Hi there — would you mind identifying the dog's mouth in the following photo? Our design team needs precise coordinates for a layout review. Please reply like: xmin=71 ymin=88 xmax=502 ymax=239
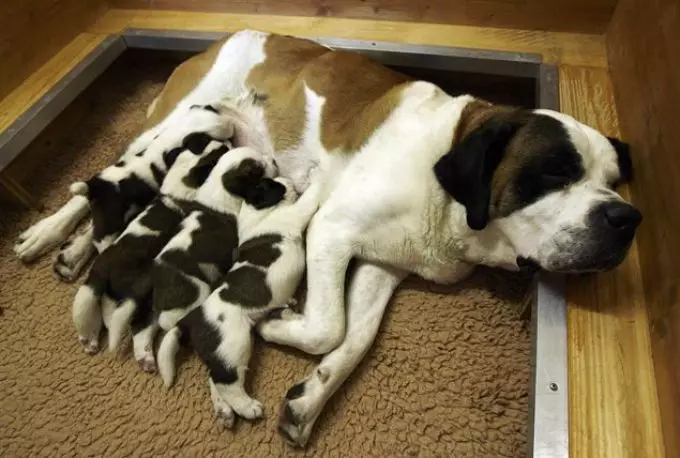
xmin=541 ymin=237 xmax=633 ymax=274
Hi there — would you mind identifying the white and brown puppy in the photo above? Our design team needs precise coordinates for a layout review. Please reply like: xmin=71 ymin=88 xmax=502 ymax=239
xmin=157 ymin=178 xmax=320 ymax=427
xmin=19 ymin=31 xmax=642 ymax=446
xmin=72 ymin=139 xmax=231 ymax=358
xmin=110 ymin=146 xmax=281 ymax=372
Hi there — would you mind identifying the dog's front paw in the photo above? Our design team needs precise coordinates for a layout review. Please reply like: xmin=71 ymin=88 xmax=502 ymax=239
xmin=278 ymin=396 xmax=316 ymax=448
xmin=15 ymin=217 xmax=72 ymax=262
xmin=277 ymin=368 xmax=329 ymax=448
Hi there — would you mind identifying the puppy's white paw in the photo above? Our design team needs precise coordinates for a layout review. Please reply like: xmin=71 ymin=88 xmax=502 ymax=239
xmin=53 ymin=238 xmax=95 ymax=282
xmin=137 ymin=355 xmax=157 ymax=373
xmin=215 ymin=405 xmax=236 ymax=429
xmin=79 ymin=336 xmax=100 ymax=355
xmin=233 ymin=398 xmax=264 ymax=421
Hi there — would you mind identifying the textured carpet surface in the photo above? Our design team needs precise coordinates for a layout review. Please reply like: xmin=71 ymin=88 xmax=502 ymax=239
xmin=0 ymin=51 xmax=531 ymax=457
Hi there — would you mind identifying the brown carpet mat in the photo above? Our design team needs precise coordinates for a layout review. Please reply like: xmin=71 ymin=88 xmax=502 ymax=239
xmin=0 ymin=51 xmax=531 ymax=457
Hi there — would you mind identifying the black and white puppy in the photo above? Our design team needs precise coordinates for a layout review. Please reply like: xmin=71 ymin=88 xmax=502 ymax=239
xmin=111 ymin=146 xmax=282 ymax=372
xmin=52 ymin=104 xmax=234 ymax=282
xmin=71 ymin=139 xmax=231 ymax=358
xmin=157 ymin=177 xmax=321 ymax=427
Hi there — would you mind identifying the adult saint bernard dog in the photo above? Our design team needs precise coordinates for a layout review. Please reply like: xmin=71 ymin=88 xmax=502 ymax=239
xmin=14 ymin=30 xmax=642 ymax=446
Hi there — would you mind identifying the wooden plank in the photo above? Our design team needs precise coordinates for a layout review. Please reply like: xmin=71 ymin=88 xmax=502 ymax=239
xmin=109 ymin=0 xmax=616 ymax=34
xmin=0 ymin=0 xmax=108 ymax=102
xmin=88 ymin=9 xmax=609 ymax=67
xmin=0 ymin=33 xmax=110 ymax=135
xmin=607 ymin=0 xmax=680 ymax=456
xmin=560 ymin=65 xmax=664 ymax=458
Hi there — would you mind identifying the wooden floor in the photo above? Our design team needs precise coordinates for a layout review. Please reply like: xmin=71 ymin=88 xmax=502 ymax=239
xmin=0 ymin=9 xmax=664 ymax=457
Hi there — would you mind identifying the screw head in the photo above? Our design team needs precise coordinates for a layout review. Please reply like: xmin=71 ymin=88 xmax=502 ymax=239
xmin=549 ymin=382 xmax=559 ymax=392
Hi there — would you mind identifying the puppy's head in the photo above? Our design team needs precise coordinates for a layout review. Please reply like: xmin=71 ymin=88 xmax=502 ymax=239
xmin=160 ymin=138 xmax=231 ymax=197
xmin=218 ymin=147 xmax=284 ymax=209
xmin=434 ymin=99 xmax=641 ymax=273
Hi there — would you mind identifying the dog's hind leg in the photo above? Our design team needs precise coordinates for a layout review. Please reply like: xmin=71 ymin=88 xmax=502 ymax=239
xmin=15 ymin=195 xmax=90 ymax=262
xmin=132 ymin=321 xmax=160 ymax=373
xmin=206 ymin=309 xmax=263 ymax=422
xmin=209 ymin=378 xmax=236 ymax=429
xmin=107 ymin=298 xmax=137 ymax=352
xmin=72 ymin=276 xmax=105 ymax=355
xmin=53 ymin=221 xmax=96 ymax=283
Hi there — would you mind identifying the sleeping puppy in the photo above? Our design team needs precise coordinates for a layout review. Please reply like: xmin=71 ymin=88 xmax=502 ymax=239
xmin=53 ymin=103 xmax=235 ymax=282
xmin=157 ymin=177 xmax=321 ymax=427
xmin=72 ymin=139 xmax=232 ymax=357
xmin=109 ymin=147 xmax=283 ymax=372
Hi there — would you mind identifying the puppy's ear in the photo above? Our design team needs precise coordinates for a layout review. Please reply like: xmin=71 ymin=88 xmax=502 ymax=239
xmin=434 ymin=120 xmax=517 ymax=230
xmin=183 ymin=132 xmax=214 ymax=155
xmin=183 ymin=145 xmax=230 ymax=188
xmin=606 ymin=136 xmax=632 ymax=183
xmin=163 ymin=147 xmax=184 ymax=169
xmin=245 ymin=178 xmax=287 ymax=209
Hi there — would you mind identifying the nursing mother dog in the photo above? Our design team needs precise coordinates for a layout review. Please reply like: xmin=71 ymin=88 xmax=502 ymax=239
xmin=15 ymin=30 xmax=642 ymax=446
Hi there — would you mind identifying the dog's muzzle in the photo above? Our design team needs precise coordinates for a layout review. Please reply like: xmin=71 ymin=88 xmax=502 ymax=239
xmin=546 ymin=201 xmax=642 ymax=273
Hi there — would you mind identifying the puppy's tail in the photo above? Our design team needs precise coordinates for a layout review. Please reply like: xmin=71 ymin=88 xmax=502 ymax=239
xmin=70 ymin=181 xmax=89 ymax=197
xmin=157 ymin=326 xmax=184 ymax=388
xmin=107 ymin=298 xmax=137 ymax=352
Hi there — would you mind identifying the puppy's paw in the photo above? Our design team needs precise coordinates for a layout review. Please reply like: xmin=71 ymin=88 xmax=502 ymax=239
xmin=52 ymin=238 xmax=94 ymax=283
xmin=233 ymin=398 xmax=264 ymax=421
xmin=137 ymin=355 xmax=157 ymax=373
xmin=79 ymin=336 xmax=100 ymax=355
xmin=215 ymin=404 xmax=236 ymax=429
xmin=262 ymin=307 xmax=300 ymax=322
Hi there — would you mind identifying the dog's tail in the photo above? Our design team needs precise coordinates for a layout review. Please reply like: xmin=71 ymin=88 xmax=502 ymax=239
xmin=70 ymin=181 xmax=89 ymax=197
xmin=157 ymin=326 xmax=184 ymax=388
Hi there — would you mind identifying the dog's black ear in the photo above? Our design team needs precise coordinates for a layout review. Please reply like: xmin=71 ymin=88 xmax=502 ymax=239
xmin=222 ymin=158 xmax=265 ymax=198
xmin=163 ymin=147 xmax=184 ymax=169
xmin=183 ymin=145 xmax=230 ymax=188
xmin=245 ymin=178 xmax=287 ymax=209
xmin=434 ymin=120 xmax=517 ymax=230
xmin=183 ymin=132 xmax=214 ymax=155
xmin=606 ymin=136 xmax=632 ymax=183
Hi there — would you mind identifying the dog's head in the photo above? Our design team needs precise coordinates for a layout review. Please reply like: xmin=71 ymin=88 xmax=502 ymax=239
xmin=217 ymin=147 xmax=284 ymax=209
xmin=434 ymin=100 xmax=641 ymax=273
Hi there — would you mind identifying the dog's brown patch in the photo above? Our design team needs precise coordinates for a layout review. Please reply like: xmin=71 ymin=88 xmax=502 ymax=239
xmin=246 ymin=34 xmax=328 ymax=153
xmin=144 ymin=38 xmax=228 ymax=130
xmin=247 ymin=34 xmax=411 ymax=155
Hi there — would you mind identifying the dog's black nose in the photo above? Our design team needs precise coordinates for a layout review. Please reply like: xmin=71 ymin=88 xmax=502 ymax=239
xmin=602 ymin=202 xmax=642 ymax=230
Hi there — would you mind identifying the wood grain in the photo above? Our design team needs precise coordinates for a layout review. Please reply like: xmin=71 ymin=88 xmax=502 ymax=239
xmin=109 ymin=0 xmax=616 ymax=34
xmin=88 ymin=9 xmax=608 ymax=68
xmin=0 ymin=0 xmax=108 ymax=102
xmin=0 ymin=33 xmax=110 ymax=134
xmin=608 ymin=0 xmax=680 ymax=456
xmin=560 ymin=65 xmax=664 ymax=458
